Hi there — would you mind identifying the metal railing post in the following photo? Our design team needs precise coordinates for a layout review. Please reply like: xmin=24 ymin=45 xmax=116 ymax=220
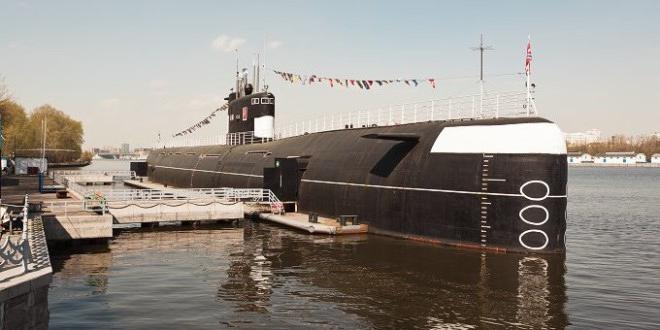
xmin=21 ymin=194 xmax=29 ymax=272
xmin=431 ymin=100 xmax=435 ymax=121
xmin=401 ymin=104 xmax=405 ymax=124
xmin=413 ymin=104 xmax=417 ymax=123
xmin=389 ymin=106 xmax=392 ymax=124
xmin=496 ymin=94 xmax=500 ymax=118
xmin=448 ymin=99 xmax=452 ymax=120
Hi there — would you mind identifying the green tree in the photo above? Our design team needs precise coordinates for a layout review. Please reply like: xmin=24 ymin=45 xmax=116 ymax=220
xmin=80 ymin=150 xmax=93 ymax=162
xmin=1 ymin=102 xmax=85 ymax=162
xmin=0 ymin=100 xmax=28 ymax=155
xmin=23 ymin=105 xmax=85 ymax=161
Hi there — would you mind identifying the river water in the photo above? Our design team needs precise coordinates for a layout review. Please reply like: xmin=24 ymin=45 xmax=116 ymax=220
xmin=47 ymin=162 xmax=660 ymax=329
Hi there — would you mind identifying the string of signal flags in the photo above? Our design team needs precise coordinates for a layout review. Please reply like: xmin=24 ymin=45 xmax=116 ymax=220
xmin=172 ymin=103 xmax=228 ymax=137
xmin=272 ymin=69 xmax=437 ymax=89
xmin=170 ymin=69 xmax=524 ymax=138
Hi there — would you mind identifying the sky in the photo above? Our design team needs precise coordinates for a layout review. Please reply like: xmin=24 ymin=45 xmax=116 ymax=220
xmin=1 ymin=0 xmax=659 ymax=149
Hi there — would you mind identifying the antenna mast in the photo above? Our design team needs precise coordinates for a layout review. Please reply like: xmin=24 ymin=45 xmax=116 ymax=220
xmin=471 ymin=34 xmax=493 ymax=117
xmin=235 ymin=49 xmax=240 ymax=98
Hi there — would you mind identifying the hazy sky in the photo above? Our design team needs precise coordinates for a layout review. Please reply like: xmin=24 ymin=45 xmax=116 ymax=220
xmin=1 ymin=0 xmax=659 ymax=148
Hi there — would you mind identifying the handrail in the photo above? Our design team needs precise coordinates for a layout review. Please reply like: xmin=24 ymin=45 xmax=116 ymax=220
xmin=0 ymin=194 xmax=36 ymax=282
xmin=77 ymin=187 xmax=285 ymax=214
xmin=164 ymin=90 xmax=533 ymax=147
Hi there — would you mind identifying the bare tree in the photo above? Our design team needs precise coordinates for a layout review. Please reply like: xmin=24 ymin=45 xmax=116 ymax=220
xmin=0 ymin=75 xmax=9 ymax=104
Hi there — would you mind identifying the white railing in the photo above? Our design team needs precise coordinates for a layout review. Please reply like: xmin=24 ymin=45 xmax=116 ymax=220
xmin=275 ymin=91 xmax=529 ymax=139
xmin=226 ymin=131 xmax=274 ymax=146
xmin=0 ymin=196 xmax=33 ymax=282
xmin=164 ymin=90 xmax=533 ymax=148
xmin=42 ymin=199 xmax=108 ymax=216
xmin=80 ymin=187 xmax=284 ymax=214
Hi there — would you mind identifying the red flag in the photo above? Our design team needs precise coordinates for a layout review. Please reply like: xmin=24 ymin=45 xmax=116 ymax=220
xmin=525 ymin=39 xmax=532 ymax=75
xmin=428 ymin=78 xmax=436 ymax=88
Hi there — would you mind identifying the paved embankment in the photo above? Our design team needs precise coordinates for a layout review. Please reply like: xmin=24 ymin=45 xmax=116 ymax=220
xmin=0 ymin=218 xmax=52 ymax=329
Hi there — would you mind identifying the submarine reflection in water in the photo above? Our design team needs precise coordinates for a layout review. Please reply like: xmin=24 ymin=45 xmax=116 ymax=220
xmin=49 ymin=224 xmax=567 ymax=328
xmin=219 ymin=223 xmax=568 ymax=329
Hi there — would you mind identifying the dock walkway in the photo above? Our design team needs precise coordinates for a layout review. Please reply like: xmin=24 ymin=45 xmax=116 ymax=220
xmin=259 ymin=212 xmax=368 ymax=235
xmin=126 ymin=179 xmax=367 ymax=235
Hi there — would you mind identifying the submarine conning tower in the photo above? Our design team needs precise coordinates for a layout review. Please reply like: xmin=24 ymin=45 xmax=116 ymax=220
xmin=224 ymin=70 xmax=275 ymax=145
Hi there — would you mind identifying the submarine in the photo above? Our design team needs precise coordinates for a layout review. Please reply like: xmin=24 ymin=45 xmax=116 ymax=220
xmin=147 ymin=71 xmax=567 ymax=254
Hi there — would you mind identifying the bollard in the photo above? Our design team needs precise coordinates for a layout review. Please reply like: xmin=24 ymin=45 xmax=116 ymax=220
xmin=308 ymin=212 xmax=318 ymax=223
xmin=351 ymin=215 xmax=359 ymax=225
xmin=338 ymin=215 xmax=347 ymax=226
xmin=338 ymin=214 xmax=358 ymax=226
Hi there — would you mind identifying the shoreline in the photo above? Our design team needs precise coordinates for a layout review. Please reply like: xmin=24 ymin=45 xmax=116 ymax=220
xmin=569 ymin=163 xmax=660 ymax=168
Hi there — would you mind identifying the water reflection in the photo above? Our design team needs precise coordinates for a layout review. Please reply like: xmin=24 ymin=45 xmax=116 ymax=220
xmin=217 ymin=221 xmax=568 ymax=329
xmin=50 ymin=243 xmax=112 ymax=296
xmin=49 ymin=222 xmax=567 ymax=328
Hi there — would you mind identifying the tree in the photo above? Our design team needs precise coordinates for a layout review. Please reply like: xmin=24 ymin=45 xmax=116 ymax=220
xmin=1 ymin=103 xmax=85 ymax=162
xmin=80 ymin=150 xmax=93 ymax=162
xmin=23 ymin=105 xmax=85 ymax=161
xmin=0 ymin=75 xmax=9 ymax=105
xmin=0 ymin=100 xmax=28 ymax=155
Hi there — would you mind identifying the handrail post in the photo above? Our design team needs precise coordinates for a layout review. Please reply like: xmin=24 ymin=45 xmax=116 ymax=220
xmin=413 ymin=104 xmax=417 ymax=123
xmin=401 ymin=104 xmax=405 ymax=124
xmin=431 ymin=100 xmax=434 ymax=121
xmin=448 ymin=99 xmax=452 ymax=120
xmin=496 ymin=94 xmax=500 ymax=118
xmin=389 ymin=106 xmax=392 ymax=125
xmin=21 ymin=194 xmax=29 ymax=272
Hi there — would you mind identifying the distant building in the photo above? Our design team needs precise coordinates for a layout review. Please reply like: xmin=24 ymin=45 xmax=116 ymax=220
xmin=567 ymin=152 xmax=593 ymax=164
xmin=652 ymin=154 xmax=660 ymax=164
xmin=565 ymin=129 xmax=601 ymax=145
xmin=121 ymin=143 xmax=130 ymax=155
xmin=593 ymin=152 xmax=646 ymax=164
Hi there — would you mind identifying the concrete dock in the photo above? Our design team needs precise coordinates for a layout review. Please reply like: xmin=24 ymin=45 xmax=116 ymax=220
xmin=107 ymin=199 xmax=243 ymax=224
xmin=126 ymin=178 xmax=366 ymax=235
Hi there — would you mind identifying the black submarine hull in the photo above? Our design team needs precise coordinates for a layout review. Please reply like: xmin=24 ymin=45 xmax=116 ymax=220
xmin=147 ymin=117 xmax=567 ymax=253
